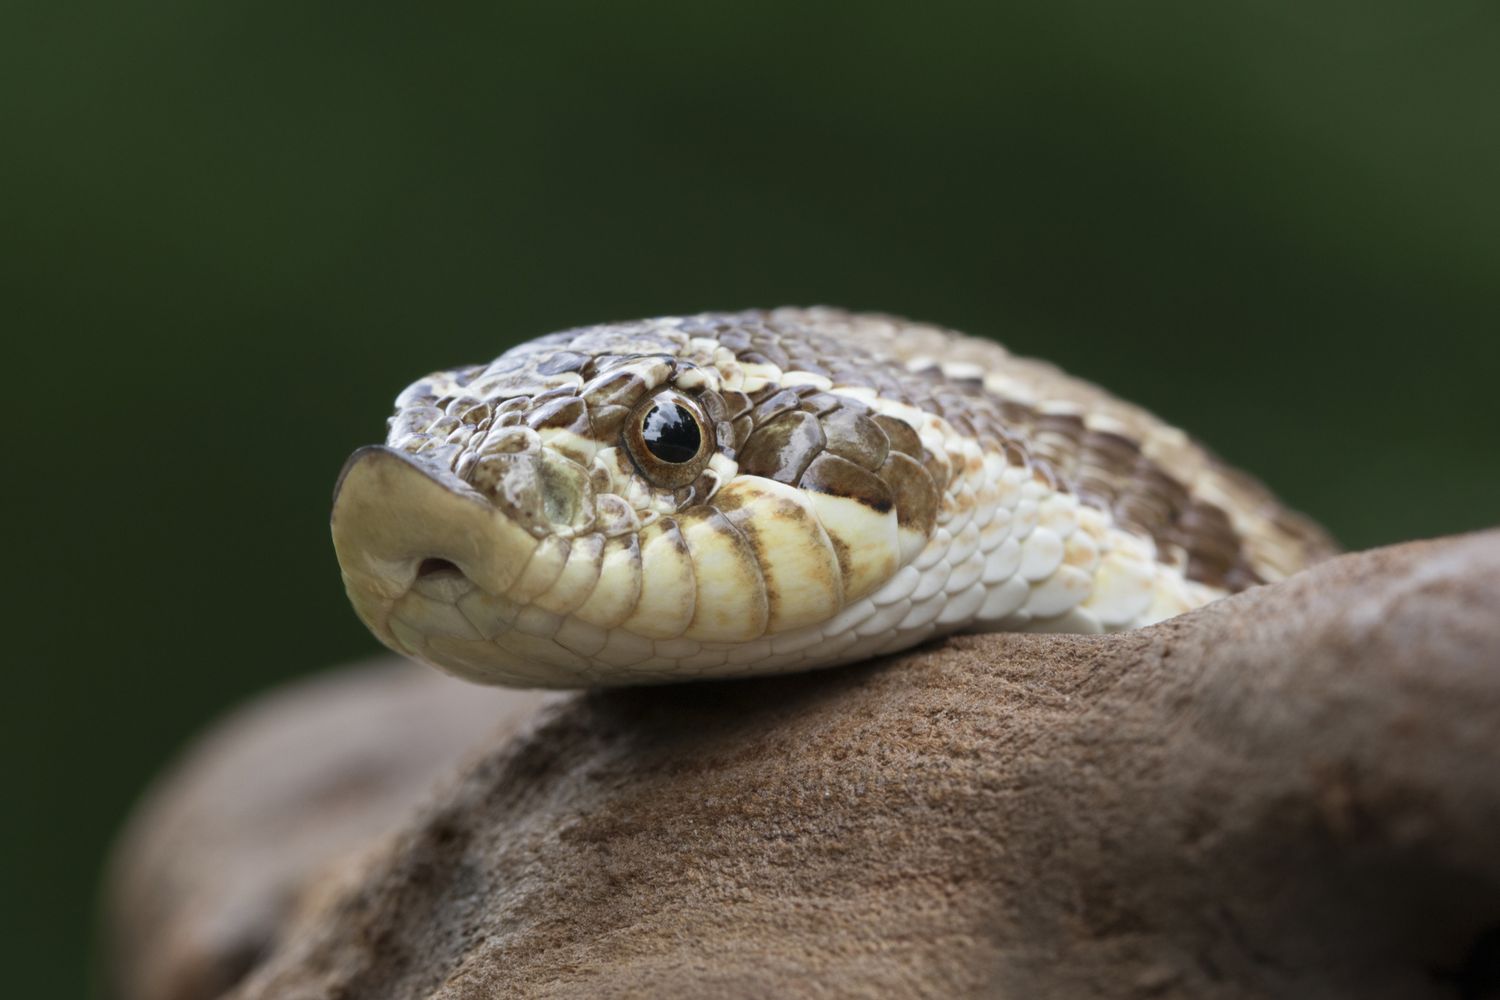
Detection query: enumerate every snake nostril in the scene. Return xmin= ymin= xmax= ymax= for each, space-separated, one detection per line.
xmin=416 ymin=557 xmax=463 ymax=579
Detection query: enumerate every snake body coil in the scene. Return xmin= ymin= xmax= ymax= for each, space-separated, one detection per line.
xmin=332 ymin=309 xmax=1336 ymax=687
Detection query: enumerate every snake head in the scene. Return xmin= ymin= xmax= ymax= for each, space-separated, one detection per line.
xmin=333 ymin=310 xmax=1339 ymax=688
xmin=331 ymin=315 xmax=937 ymax=687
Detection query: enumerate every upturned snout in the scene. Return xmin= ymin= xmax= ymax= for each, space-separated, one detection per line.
xmin=331 ymin=446 xmax=541 ymax=657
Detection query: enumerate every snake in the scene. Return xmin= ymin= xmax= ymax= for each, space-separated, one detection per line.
xmin=331 ymin=308 xmax=1338 ymax=687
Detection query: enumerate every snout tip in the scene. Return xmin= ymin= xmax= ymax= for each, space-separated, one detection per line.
xmin=331 ymin=446 xmax=540 ymax=643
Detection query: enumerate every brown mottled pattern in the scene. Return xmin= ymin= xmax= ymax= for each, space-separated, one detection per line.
xmin=387 ymin=308 xmax=1337 ymax=591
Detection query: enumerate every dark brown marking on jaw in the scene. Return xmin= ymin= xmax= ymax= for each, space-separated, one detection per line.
xmin=823 ymin=525 xmax=854 ymax=588
xmin=696 ymin=504 xmax=772 ymax=634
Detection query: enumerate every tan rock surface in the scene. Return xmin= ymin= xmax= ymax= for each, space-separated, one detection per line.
xmin=105 ymin=663 xmax=549 ymax=1000
xmin=108 ymin=532 xmax=1500 ymax=999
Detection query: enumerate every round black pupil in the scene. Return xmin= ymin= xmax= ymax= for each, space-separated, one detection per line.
xmin=641 ymin=403 xmax=701 ymax=464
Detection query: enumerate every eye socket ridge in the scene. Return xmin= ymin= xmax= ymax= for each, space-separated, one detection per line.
xmin=623 ymin=388 xmax=714 ymax=488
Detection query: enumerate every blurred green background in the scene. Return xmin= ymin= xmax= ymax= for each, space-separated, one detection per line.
xmin=3 ymin=1 xmax=1498 ymax=994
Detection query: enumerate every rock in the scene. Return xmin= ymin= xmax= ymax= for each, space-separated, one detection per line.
xmin=104 ymin=662 xmax=549 ymax=1000
xmin=106 ymin=532 xmax=1500 ymax=999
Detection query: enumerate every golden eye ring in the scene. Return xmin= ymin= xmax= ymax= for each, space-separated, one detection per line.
xmin=623 ymin=388 xmax=714 ymax=489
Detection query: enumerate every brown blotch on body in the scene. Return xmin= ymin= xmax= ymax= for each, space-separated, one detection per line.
xmin=1115 ymin=466 xmax=1191 ymax=550
xmin=1075 ymin=430 xmax=1142 ymax=507
xmin=1178 ymin=501 xmax=1261 ymax=590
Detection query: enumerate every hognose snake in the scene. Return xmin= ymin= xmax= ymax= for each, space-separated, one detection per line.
xmin=332 ymin=308 xmax=1336 ymax=687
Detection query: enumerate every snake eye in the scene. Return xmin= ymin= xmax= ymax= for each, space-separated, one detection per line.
xmin=624 ymin=388 xmax=713 ymax=488
xmin=642 ymin=401 xmax=701 ymax=463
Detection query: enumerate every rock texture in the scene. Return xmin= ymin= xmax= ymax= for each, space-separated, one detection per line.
xmin=107 ymin=532 xmax=1500 ymax=1000
xmin=105 ymin=663 xmax=549 ymax=1000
